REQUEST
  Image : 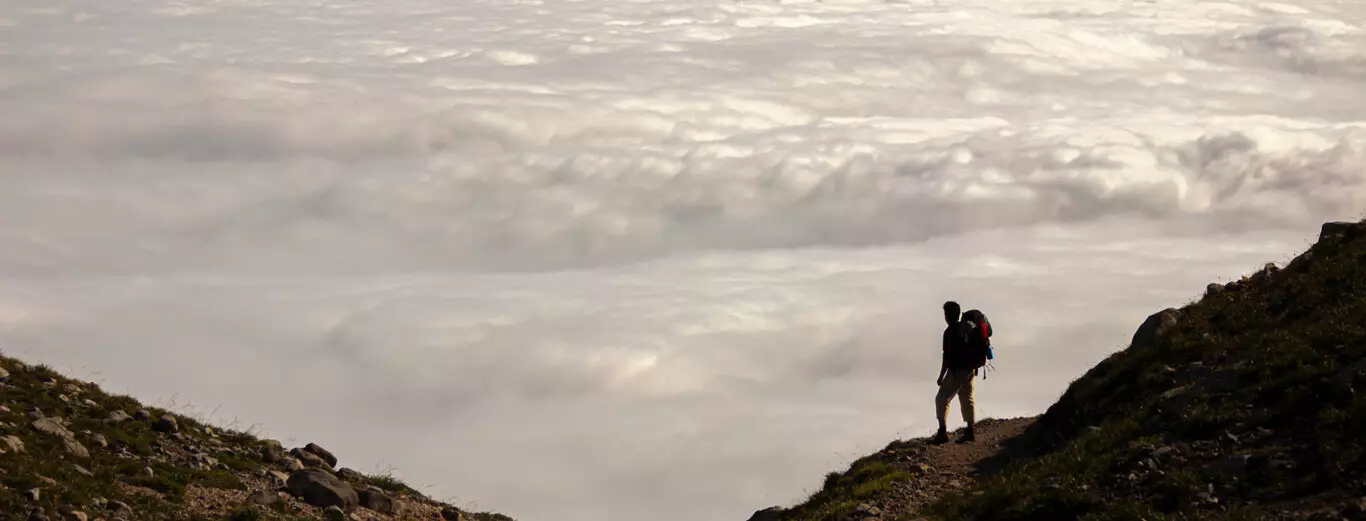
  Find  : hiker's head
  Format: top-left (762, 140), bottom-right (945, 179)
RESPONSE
top-left (943, 301), bottom-right (961, 325)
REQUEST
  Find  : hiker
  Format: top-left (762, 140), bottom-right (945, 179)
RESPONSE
top-left (933, 301), bottom-right (990, 444)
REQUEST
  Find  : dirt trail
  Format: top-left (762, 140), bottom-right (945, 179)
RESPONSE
top-left (871, 417), bottom-right (1036, 518)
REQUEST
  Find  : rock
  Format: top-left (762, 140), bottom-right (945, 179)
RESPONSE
top-left (1319, 221), bottom-right (1363, 242)
top-left (73, 465), bottom-right (94, 477)
top-left (261, 441), bottom-right (285, 463)
top-left (32, 417), bottom-right (75, 439)
top-left (26, 488), bottom-right (40, 502)
top-left (143, 467), bottom-right (155, 478)
top-left (27, 509), bottom-right (49, 521)
top-left (852, 503), bottom-right (882, 517)
top-left (282, 457), bottom-right (305, 471)
top-left (2, 435), bottom-right (25, 454)
top-left (322, 506), bottom-right (347, 521)
top-left (106, 411), bottom-right (132, 424)
top-left (91, 434), bottom-right (108, 449)
top-left (291, 448), bottom-right (331, 469)
top-left (1204, 454), bottom-right (1251, 477)
top-left (1205, 283), bottom-right (1224, 297)
top-left (0, 367), bottom-right (8, 380)
top-left (151, 415), bottom-right (179, 433)
top-left (441, 507), bottom-right (465, 521)
top-left (64, 438), bottom-right (90, 459)
top-left (1131, 308), bottom-right (1181, 350)
top-left (266, 470), bottom-right (291, 486)
top-left (133, 410), bottom-right (151, 421)
top-left (746, 507), bottom-right (782, 521)
top-left (286, 469), bottom-right (358, 511)
top-left (107, 500), bottom-right (133, 515)
top-left (337, 467), bottom-right (366, 483)
top-left (247, 490), bottom-right (282, 507)
top-left (358, 486), bottom-right (395, 514)
top-left (304, 443), bottom-right (339, 468)
top-left (61, 511), bottom-right (88, 521)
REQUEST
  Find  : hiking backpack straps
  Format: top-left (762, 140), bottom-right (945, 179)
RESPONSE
top-left (963, 309), bottom-right (994, 378)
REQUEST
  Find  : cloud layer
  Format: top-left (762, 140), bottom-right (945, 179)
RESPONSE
top-left (2, 0), bottom-right (1364, 519)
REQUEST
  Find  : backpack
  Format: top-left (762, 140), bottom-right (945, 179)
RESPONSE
top-left (961, 309), bottom-right (994, 371)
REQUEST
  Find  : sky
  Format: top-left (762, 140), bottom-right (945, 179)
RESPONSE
top-left (1, 0), bottom-right (1365, 519)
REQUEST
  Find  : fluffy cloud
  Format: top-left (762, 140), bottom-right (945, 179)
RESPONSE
top-left (1, 0), bottom-right (1364, 519)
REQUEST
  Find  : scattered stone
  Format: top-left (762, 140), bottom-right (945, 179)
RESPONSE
top-left (133, 410), bottom-right (151, 421)
top-left (152, 415), bottom-right (179, 433)
top-left (0, 367), bottom-right (8, 380)
top-left (106, 411), bottom-right (132, 423)
top-left (247, 489), bottom-right (283, 507)
top-left (304, 443), bottom-right (339, 468)
top-left (73, 465), bottom-right (94, 477)
top-left (851, 503), bottom-right (882, 518)
top-left (91, 434), bottom-right (108, 449)
top-left (27, 508), bottom-right (49, 521)
top-left (38, 476), bottom-right (59, 487)
top-left (25, 488), bottom-right (40, 502)
top-left (358, 486), bottom-right (395, 514)
top-left (143, 467), bottom-right (155, 478)
top-left (286, 468), bottom-right (359, 511)
top-left (60, 511), bottom-right (87, 521)
top-left (441, 507), bottom-right (465, 521)
top-left (322, 506), bottom-right (347, 521)
top-left (2, 435), bottom-right (25, 454)
top-left (291, 448), bottom-right (331, 469)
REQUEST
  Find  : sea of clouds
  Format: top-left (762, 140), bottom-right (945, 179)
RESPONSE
top-left (2, 0), bottom-right (1365, 519)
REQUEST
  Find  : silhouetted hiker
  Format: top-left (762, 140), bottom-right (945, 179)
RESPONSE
top-left (933, 301), bottom-right (990, 444)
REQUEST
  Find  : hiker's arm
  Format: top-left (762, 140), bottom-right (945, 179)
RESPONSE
top-left (937, 353), bottom-right (948, 385)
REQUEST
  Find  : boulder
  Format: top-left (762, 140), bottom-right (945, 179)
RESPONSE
top-left (32, 417), bottom-right (74, 439)
top-left (441, 507), bottom-right (465, 521)
top-left (1131, 308), bottom-right (1181, 350)
top-left (260, 441), bottom-right (285, 463)
top-left (304, 443), bottom-right (338, 468)
top-left (2, 435), bottom-right (25, 454)
top-left (286, 469), bottom-right (358, 511)
top-left (291, 448), bottom-right (331, 469)
top-left (281, 457), bottom-right (305, 472)
top-left (1319, 221), bottom-right (1364, 242)
top-left (747, 507), bottom-right (782, 521)
top-left (106, 411), bottom-right (132, 424)
top-left (151, 415), bottom-right (179, 434)
top-left (358, 486), bottom-right (395, 514)
top-left (337, 467), bottom-right (367, 483)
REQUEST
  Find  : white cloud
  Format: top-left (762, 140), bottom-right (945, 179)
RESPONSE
top-left (1, 0), bottom-right (1364, 520)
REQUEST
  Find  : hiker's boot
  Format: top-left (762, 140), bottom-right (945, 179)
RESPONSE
top-left (930, 429), bottom-right (950, 445)
top-left (956, 427), bottom-right (976, 444)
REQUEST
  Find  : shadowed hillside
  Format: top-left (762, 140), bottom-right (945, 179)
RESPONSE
top-left (0, 356), bottom-right (515, 521)
top-left (751, 219), bottom-right (1366, 521)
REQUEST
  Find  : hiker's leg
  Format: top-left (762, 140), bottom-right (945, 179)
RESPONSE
top-left (934, 373), bottom-right (958, 432)
top-left (956, 369), bottom-right (976, 426)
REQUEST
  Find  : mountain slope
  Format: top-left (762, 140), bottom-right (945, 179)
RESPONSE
top-left (753, 219), bottom-right (1366, 521)
top-left (0, 355), bottom-right (515, 521)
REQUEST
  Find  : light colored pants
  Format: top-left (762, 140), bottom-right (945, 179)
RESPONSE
top-left (935, 368), bottom-right (976, 427)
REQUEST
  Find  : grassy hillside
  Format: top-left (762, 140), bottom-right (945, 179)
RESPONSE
top-left (752, 219), bottom-right (1366, 521)
top-left (0, 354), bottom-right (514, 521)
